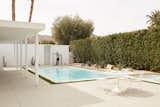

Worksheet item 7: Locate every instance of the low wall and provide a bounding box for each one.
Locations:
[0,44,70,69]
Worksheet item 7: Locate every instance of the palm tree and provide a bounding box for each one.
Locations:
[147,10,160,28]
[28,0,34,22]
[12,0,16,21]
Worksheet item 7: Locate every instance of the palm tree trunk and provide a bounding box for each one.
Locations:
[12,0,16,21]
[29,0,34,22]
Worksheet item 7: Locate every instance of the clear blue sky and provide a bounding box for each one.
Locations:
[0,0,160,36]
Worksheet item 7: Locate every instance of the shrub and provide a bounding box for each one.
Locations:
[70,38,93,63]
[70,28,160,72]
[86,61,92,66]
[116,63,125,71]
[40,39,55,44]
[99,61,106,68]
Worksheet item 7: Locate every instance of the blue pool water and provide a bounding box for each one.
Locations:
[132,74,160,84]
[38,66,114,83]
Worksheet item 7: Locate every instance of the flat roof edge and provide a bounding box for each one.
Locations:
[0,20,45,30]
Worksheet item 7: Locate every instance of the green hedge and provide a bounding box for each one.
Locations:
[70,28,160,72]
[70,38,94,63]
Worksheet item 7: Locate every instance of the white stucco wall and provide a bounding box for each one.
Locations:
[51,45,69,65]
[0,44,69,69]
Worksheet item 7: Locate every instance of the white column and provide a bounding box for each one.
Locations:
[13,41,15,57]
[25,38,28,69]
[20,40,23,70]
[13,41,16,66]
[35,35,39,84]
[16,41,19,70]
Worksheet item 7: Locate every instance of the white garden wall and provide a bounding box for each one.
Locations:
[0,44,69,69]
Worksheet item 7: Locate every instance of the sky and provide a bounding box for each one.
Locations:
[0,0,160,36]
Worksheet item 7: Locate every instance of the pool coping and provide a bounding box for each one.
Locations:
[27,67,118,84]
[27,66,160,85]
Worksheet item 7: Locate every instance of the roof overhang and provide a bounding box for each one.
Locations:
[0,20,45,43]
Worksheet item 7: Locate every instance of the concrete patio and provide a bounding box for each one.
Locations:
[0,70,102,107]
[0,69,160,107]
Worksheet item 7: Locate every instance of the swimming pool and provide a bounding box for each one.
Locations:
[132,73,160,84]
[36,66,114,83]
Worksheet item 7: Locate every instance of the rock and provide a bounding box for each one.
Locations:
[106,64,113,70]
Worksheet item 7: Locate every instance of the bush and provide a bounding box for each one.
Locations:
[86,61,92,66]
[99,61,106,68]
[70,38,93,63]
[70,28,160,72]
[40,39,55,44]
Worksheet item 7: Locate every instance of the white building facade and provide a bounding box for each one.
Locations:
[0,44,70,69]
